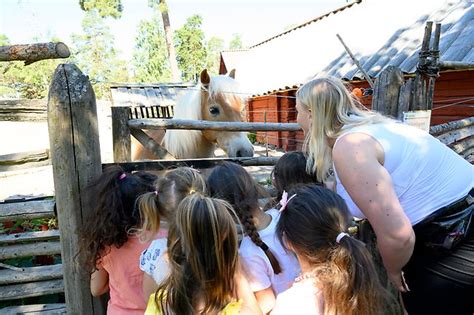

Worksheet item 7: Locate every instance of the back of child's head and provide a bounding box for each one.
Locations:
[157,193,239,314]
[276,184,393,315]
[207,161,282,274]
[138,167,206,240]
[81,165,157,271]
[272,151,320,198]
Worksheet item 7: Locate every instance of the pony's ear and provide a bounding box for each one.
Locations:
[228,69,236,79]
[200,69,211,85]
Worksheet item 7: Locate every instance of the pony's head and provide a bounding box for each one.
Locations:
[199,69,254,157]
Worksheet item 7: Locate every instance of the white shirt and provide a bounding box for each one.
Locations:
[139,238,169,285]
[271,278,323,315]
[239,208,301,294]
[334,122,474,225]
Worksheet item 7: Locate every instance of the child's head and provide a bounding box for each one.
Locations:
[157,193,239,314]
[81,166,157,271]
[276,184,391,315]
[138,167,206,240]
[207,162,281,274]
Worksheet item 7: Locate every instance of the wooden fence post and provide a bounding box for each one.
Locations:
[371,65,405,118]
[111,106,131,162]
[47,63,103,314]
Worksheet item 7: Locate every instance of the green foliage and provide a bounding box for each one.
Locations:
[229,33,244,49]
[247,132,257,144]
[206,36,224,75]
[79,0,123,18]
[133,14,171,82]
[174,15,207,81]
[70,10,129,99]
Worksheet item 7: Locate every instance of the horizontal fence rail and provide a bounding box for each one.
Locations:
[128,118,302,132]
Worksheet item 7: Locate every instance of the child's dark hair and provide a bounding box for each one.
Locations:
[272,151,320,199]
[276,184,395,315]
[80,165,157,272]
[207,161,282,274]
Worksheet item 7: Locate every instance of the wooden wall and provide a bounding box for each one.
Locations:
[247,70,474,150]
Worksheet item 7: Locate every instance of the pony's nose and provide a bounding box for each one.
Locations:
[236,147,254,157]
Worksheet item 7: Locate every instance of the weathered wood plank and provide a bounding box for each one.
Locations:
[450,137,474,155]
[0,42,70,65]
[111,106,131,162]
[0,99,47,121]
[128,118,302,132]
[436,125,474,145]
[1,303,66,314]
[0,279,64,301]
[0,149,49,165]
[48,63,102,314]
[439,61,474,70]
[0,230,60,245]
[0,241,61,259]
[0,264,63,285]
[371,66,404,118]
[130,129,175,160]
[429,117,474,136]
[0,199,55,222]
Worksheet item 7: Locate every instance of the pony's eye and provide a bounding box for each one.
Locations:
[209,106,220,116]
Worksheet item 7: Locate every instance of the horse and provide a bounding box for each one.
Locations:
[132,69,255,160]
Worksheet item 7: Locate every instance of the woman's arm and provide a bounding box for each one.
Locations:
[143,273,159,302]
[90,268,109,296]
[254,287,276,314]
[333,133,415,291]
[235,266,263,315]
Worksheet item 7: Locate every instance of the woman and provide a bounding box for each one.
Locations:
[295,76,474,315]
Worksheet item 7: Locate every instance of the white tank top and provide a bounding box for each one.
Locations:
[333,122,474,225]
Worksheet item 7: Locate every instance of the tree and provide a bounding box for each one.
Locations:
[174,15,207,81]
[229,33,243,50]
[133,14,171,82]
[148,0,180,81]
[79,0,123,18]
[206,36,224,75]
[71,10,128,99]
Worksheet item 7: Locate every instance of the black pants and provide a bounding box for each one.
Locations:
[402,207,474,314]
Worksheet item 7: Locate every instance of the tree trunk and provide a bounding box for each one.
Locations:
[0,42,70,65]
[159,0,180,81]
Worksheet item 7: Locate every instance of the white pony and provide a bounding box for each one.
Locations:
[132,69,254,160]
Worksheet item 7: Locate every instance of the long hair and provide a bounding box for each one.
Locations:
[80,165,157,272]
[296,76,390,183]
[207,162,282,274]
[276,184,395,315]
[156,193,239,314]
[272,151,321,199]
[137,167,206,242]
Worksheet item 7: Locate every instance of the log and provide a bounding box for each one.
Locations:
[0,99,47,122]
[0,230,60,245]
[0,241,61,260]
[436,125,474,146]
[430,117,474,136]
[130,129,175,160]
[0,199,55,222]
[0,279,64,301]
[372,66,404,118]
[111,106,131,162]
[439,61,474,70]
[0,264,63,285]
[0,42,70,65]
[48,63,102,314]
[1,304,66,315]
[129,118,302,132]
[0,149,49,165]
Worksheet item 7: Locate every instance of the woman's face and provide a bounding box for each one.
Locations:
[296,100,311,134]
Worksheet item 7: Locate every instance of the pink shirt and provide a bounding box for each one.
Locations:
[98,236,151,315]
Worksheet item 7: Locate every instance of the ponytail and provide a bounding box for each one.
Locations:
[136,192,167,242]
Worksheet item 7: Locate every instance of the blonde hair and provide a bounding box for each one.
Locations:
[136,167,206,241]
[157,193,240,314]
[296,76,390,183]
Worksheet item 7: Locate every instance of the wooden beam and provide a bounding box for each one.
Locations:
[0,264,63,285]
[0,149,49,166]
[129,118,302,132]
[0,199,55,223]
[436,126,474,146]
[439,61,474,70]
[111,106,131,162]
[130,129,175,159]
[372,66,404,118]
[1,304,66,315]
[430,117,474,136]
[0,42,70,65]
[0,99,47,122]
[0,241,61,260]
[0,279,64,301]
[105,156,280,172]
[0,230,60,245]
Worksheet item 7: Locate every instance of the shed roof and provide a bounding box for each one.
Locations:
[222,0,473,95]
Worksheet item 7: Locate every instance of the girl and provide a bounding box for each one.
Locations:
[80,166,157,314]
[272,184,394,315]
[146,193,261,315]
[208,162,300,314]
[137,167,206,299]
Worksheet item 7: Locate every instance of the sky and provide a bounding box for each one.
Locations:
[1,0,348,61]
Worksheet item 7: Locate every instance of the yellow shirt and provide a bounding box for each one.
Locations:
[145,293,242,315]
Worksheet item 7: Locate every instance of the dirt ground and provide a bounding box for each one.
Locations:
[0,102,282,201]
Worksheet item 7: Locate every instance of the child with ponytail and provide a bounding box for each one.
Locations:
[136,167,206,299]
[208,162,300,314]
[272,184,395,315]
[80,166,157,314]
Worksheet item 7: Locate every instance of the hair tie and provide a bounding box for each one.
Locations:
[336,232,349,243]
[279,191,297,213]
[154,190,158,196]
[189,188,196,195]
[119,173,127,180]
